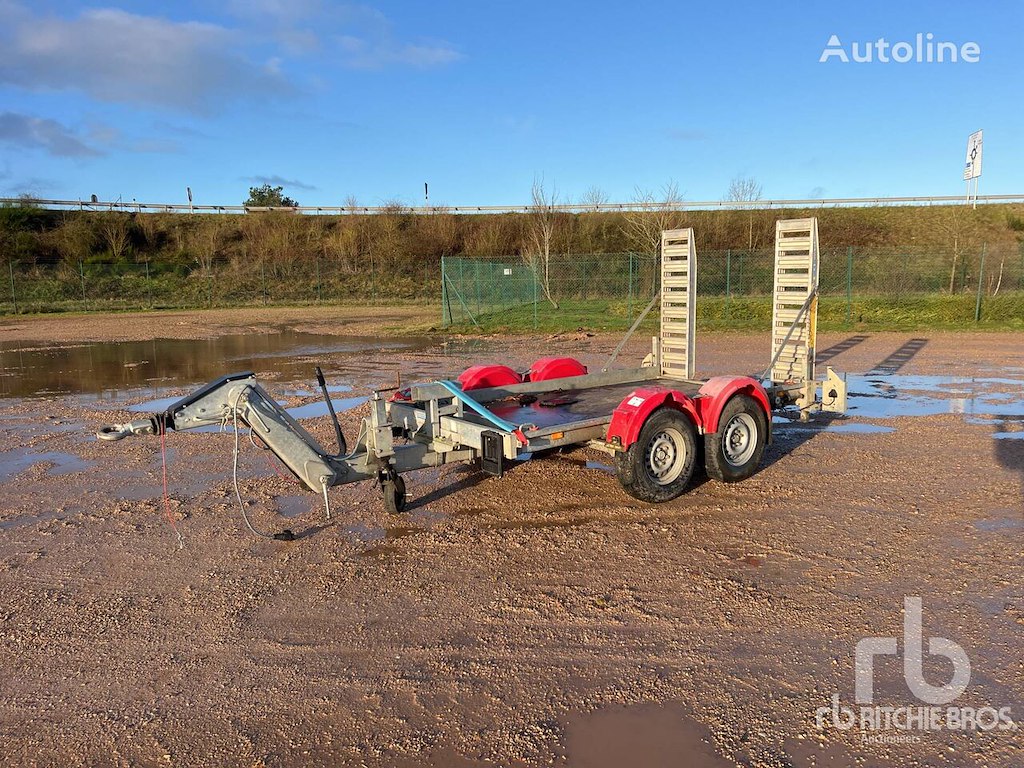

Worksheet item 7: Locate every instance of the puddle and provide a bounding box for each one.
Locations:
[349,522,425,552]
[286,396,369,420]
[128,392,369,421]
[974,515,1024,532]
[278,383,353,398]
[276,495,312,519]
[0,448,94,481]
[775,419,895,435]
[585,460,616,473]
[0,330,433,399]
[774,372,1024,438]
[846,373,1024,423]
[561,701,731,768]
[0,508,75,531]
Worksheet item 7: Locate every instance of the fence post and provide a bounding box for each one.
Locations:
[315,253,322,304]
[8,261,16,314]
[475,259,482,316]
[725,249,732,318]
[725,249,732,297]
[533,261,539,329]
[1019,242,1024,291]
[144,259,152,308]
[627,253,634,321]
[974,243,986,322]
[441,255,449,326]
[845,246,854,325]
[79,259,87,307]
[261,259,268,306]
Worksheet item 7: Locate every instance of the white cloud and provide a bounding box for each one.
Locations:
[0,4,292,113]
[0,112,101,157]
[229,0,461,69]
[337,34,462,69]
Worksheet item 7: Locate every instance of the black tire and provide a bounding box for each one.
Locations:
[616,407,698,503]
[383,476,407,514]
[704,394,767,483]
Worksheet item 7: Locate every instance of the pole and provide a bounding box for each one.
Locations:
[725,249,732,298]
[79,259,87,306]
[475,259,481,316]
[725,248,732,319]
[441,255,449,326]
[261,259,267,306]
[627,253,634,321]
[1019,242,1024,292]
[974,244,986,322]
[8,261,16,314]
[145,259,152,307]
[533,261,539,329]
[315,253,322,304]
[845,246,853,325]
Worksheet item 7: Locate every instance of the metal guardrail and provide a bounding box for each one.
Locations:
[2,193,1024,215]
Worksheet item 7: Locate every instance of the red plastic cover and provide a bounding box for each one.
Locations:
[528,357,588,382]
[457,365,523,391]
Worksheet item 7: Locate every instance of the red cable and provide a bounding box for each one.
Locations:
[252,434,299,484]
[160,426,183,546]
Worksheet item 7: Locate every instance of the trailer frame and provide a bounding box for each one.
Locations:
[98,218,848,516]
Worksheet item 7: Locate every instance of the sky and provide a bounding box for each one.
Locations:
[0,0,1020,208]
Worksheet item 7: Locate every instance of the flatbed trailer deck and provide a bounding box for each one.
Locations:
[97,219,847,533]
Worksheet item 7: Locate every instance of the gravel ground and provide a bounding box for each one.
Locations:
[0,311,1021,767]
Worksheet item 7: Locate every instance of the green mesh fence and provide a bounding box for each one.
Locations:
[440,244,1024,328]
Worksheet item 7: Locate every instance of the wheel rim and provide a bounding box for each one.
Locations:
[723,412,758,467]
[644,427,688,485]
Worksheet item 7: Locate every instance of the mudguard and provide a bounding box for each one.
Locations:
[606,387,702,448]
[694,376,772,434]
[527,357,588,382]
[457,365,522,391]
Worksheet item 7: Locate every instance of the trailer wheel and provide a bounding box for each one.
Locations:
[617,407,697,502]
[704,394,767,483]
[383,476,407,514]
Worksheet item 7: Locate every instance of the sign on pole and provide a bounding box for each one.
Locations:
[963,130,983,180]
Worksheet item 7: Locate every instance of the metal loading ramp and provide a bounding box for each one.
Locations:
[660,228,697,380]
[770,218,819,387]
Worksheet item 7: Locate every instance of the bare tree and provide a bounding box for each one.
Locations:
[937,205,970,293]
[525,177,560,308]
[579,185,609,212]
[54,213,97,265]
[101,213,132,261]
[725,175,763,249]
[726,175,762,203]
[190,217,224,274]
[622,182,683,256]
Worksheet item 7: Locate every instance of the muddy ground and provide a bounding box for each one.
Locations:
[0,309,1022,767]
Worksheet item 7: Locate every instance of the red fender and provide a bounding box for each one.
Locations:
[457,364,522,391]
[528,357,588,382]
[694,376,771,434]
[606,387,702,449]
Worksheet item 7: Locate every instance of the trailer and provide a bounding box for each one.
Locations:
[97,219,847,527]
